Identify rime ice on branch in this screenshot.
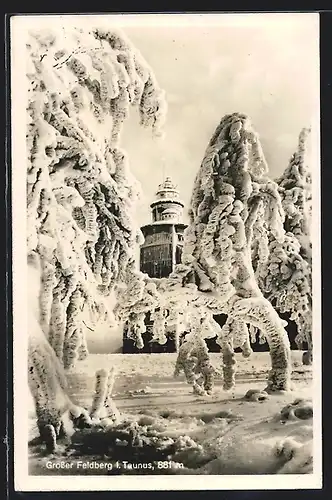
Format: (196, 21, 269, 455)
(174, 314, 215, 395)
(90, 367, 120, 424)
(26, 26, 167, 446)
(277, 128, 312, 261)
(122, 110, 295, 392)
(27, 25, 166, 357)
(165, 113, 293, 392)
(266, 128, 312, 363)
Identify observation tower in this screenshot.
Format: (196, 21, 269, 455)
(139, 177, 187, 278)
(123, 177, 188, 353)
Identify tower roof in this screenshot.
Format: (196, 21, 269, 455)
(162, 207, 178, 214)
(151, 176, 184, 208)
(156, 176, 178, 196)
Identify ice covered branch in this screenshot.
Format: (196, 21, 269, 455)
(261, 128, 313, 363)
(26, 25, 167, 449)
(27, 25, 166, 361)
(277, 128, 312, 261)
(170, 113, 293, 392)
(90, 367, 120, 424)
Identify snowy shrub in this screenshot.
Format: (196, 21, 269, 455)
(279, 398, 313, 421)
(244, 389, 269, 402)
(275, 439, 313, 474)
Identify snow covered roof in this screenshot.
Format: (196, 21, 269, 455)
(156, 176, 178, 194)
(162, 208, 178, 214)
(152, 220, 186, 226)
(150, 197, 184, 208)
(151, 176, 185, 207)
(140, 221, 188, 228)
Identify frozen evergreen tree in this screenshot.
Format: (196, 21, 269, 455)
(256, 129, 312, 364)
(26, 26, 166, 449)
(156, 113, 293, 394)
(277, 128, 312, 261)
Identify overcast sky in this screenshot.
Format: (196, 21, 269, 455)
(17, 13, 319, 227)
(117, 14, 319, 227)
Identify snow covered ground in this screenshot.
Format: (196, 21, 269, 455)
(28, 351, 313, 475)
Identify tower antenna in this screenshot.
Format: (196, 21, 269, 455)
(162, 157, 166, 183)
(153, 132, 167, 184)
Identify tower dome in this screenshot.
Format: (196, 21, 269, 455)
(150, 176, 184, 223)
(161, 207, 179, 221)
(155, 176, 181, 201)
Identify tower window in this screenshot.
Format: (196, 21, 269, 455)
(176, 245, 183, 264)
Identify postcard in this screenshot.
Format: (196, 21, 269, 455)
(11, 12, 321, 491)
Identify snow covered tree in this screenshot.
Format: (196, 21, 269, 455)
(255, 129, 312, 364)
(156, 113, 293, 393)
(26, 25, 166, 448)
(255, 233, 312, 363)
(277, 127, 312, 260)
(277, 128, 312, 362)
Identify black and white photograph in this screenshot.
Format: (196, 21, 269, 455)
(11, 13, 321, 491)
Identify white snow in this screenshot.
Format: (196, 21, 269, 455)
(28, 351, 312, 475)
